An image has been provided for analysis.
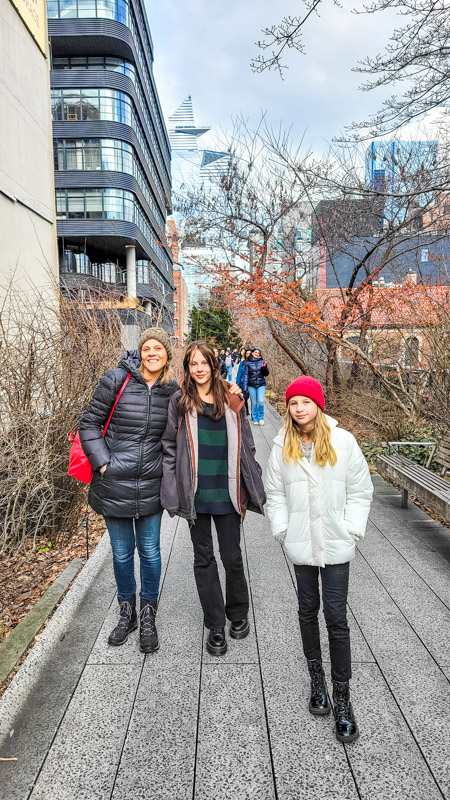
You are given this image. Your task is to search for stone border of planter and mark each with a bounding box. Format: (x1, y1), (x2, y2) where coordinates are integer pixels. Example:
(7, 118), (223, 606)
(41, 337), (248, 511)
(0, 532), (110, 741)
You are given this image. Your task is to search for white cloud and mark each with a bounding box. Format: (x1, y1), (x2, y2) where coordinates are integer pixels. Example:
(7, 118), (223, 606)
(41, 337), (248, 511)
(146, 0), (427, 154)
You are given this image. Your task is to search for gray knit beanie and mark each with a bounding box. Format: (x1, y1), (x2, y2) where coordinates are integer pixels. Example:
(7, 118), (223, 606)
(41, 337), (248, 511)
(137, 327), (172, 361)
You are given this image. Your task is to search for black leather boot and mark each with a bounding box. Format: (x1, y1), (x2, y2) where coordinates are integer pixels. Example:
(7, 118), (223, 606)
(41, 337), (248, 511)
(206, 628), (227, 656)
(307, 659), (331, 715)
(333, 681), (359, 742)
(230, 618), (250, 639)
(139, 599), (159, 653)
(108, 595), (137, 646)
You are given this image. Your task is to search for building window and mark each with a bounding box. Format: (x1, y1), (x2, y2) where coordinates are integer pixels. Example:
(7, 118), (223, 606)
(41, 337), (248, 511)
(47, 0), (129, 25)
(55, 188), (173, 273)
(421, 247), (429, 262)
(53, 139), (166, 230)
(51, 89), (167, 203)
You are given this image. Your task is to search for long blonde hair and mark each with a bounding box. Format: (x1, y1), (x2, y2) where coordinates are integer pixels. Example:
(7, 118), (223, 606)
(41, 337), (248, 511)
(282, 406), (337, 468)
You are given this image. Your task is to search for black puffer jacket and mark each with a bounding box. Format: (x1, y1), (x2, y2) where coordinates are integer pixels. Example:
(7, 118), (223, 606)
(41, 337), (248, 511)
(242, 356), (269, 391)
(79, 351), (179, 518)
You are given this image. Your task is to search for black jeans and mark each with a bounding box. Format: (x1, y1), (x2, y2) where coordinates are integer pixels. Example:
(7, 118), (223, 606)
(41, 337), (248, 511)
(294, 562), (351, 682)
(190, 511), (249, 629)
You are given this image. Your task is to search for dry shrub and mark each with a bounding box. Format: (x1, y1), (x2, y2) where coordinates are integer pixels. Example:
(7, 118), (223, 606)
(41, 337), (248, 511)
(0, 284), (123, 555)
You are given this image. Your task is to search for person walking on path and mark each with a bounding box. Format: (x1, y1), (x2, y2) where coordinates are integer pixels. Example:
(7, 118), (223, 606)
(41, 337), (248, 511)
(265, 376), (373, 743)
(236, 347), (250, 416)
(225, 348), (233, 382)
(79, 328), (179, 654)
(160, 341), (266, 657)
(243, 347), (269, 426)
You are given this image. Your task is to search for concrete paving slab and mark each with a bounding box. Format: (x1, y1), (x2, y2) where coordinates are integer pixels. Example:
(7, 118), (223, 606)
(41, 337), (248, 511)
(348, 663), (442, 800)
(195, 663), (275, 800)
(380, 663), (450, 799)
(28, 664), (140, 800)
(0, 536), (116, 800)
(111, 663), (199, 800)
(357, 523), (450, 665)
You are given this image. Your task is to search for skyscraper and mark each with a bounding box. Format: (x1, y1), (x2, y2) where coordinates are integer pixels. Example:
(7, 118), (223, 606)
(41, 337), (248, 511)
(47, 0), (173, 325)
(365, 140), (439, 221)
(168, 96), (231, 307)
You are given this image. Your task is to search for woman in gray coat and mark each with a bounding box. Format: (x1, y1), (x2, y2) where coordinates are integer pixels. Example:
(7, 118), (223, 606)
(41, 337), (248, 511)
(161, 341), (266, 657)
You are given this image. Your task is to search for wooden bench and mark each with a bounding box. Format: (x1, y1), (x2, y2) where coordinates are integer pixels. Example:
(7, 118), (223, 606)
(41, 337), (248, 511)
(376, 432), (450, 523)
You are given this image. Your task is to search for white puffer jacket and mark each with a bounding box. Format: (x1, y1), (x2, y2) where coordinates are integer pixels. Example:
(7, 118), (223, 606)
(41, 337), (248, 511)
(265, 416), (373, 568)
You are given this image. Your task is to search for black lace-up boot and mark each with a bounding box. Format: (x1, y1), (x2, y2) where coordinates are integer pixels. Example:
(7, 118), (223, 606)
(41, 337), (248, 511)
(307, 659), (331, 715)
(332, 680), (359, 742)
(139, 599), (159, 653)
(108, 595), (137, 646)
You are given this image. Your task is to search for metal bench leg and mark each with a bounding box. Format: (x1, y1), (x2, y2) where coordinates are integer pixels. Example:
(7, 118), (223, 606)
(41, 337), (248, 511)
(401, 489), (408, 509)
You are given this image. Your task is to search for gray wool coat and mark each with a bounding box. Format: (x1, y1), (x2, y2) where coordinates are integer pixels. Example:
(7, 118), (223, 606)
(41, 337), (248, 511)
(160, 389), (266, 523)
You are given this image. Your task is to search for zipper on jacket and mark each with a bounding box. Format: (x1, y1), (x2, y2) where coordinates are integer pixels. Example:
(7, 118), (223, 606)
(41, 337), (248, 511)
(136, 386), (151, 518)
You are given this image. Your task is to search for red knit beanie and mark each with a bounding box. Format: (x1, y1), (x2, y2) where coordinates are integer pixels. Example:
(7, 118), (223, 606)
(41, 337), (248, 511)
(285, 376), (325, 411)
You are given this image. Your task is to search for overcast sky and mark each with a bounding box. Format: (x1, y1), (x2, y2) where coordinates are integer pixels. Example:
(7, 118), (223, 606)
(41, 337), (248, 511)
(146, 0), (406, 155)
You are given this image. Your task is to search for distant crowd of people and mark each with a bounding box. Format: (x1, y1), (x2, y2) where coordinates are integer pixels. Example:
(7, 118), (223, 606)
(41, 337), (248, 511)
(213, 346), (270, 425)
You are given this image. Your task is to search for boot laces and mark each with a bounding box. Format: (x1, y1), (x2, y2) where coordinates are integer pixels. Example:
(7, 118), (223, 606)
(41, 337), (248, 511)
(117, 600), (133, 629)
(140, 604), (156, 635)
(334, 684), (350, 715)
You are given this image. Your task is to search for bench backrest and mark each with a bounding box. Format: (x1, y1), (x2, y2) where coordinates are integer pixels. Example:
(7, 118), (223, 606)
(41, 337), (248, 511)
(435, 431), (450, 472)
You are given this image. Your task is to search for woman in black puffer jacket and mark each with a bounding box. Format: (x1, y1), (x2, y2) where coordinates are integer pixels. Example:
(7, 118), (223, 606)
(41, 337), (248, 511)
(79, 327), (178, 654)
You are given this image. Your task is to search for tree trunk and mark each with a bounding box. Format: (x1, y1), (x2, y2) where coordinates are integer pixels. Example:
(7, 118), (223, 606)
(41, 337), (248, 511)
(326, 341), (338, 396)
(266, 317), (309, 373)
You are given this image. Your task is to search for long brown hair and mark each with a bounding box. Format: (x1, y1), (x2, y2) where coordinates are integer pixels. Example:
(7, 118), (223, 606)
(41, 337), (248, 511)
(282, 405), (337, 468)
(179, 340), (229, 419)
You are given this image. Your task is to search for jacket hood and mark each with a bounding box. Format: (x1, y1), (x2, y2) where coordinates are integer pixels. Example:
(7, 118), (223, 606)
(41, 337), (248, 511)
(118, 350), (178, 395)
(272, 415), (339, 447)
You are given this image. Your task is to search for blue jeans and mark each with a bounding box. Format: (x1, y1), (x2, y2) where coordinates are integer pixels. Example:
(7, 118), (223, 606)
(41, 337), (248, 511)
(104, 513), (162, 603)
(248, 385), (266, 421)
(227, 365), (233, 381)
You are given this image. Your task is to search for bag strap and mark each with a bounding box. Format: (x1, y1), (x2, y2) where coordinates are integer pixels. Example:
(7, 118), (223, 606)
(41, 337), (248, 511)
(103, 373), (131, 437)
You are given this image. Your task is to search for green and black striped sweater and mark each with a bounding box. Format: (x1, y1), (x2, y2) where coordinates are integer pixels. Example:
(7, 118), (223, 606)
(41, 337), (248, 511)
(195, 402), (234, 515)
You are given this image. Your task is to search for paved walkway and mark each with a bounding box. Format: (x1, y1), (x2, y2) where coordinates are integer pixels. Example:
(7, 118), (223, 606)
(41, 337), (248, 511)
(1, 403), (450, 800)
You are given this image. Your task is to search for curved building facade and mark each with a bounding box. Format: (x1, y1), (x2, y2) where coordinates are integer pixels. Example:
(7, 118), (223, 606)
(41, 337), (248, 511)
(47, 0), (173, 320)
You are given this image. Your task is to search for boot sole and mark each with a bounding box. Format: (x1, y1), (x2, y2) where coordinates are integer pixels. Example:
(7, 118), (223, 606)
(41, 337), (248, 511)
(229, 622), (250, 640)
(309, 704), (331, 716)
(336, 725), (359, 743)
(108, 619), (138, 647)
(206, 641), (228, 656)
(140, 642), (160, 654)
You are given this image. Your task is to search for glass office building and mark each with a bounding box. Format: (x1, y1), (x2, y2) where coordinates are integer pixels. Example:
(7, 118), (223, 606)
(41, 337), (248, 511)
(365, 140), (439, 221)
(47, 0), (173, 309)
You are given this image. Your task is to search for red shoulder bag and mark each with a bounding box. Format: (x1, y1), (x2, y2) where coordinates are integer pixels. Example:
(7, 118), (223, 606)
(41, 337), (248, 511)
(68, 373), (131, 483)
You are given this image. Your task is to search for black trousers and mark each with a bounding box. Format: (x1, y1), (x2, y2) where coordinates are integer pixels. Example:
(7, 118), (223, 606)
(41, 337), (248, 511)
(190, 511), (249, 629)
(294, 562), (351, 683)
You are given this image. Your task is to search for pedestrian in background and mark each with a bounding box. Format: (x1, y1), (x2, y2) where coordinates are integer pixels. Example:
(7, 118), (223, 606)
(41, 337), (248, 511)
(265, 376), (373, 743)
(214, 347), (228, 379)
(161, 341), (266, 656)
(79, 328), (179, 654)
(243, 346), (269, 425)
(225, 348), (233, 382)
(236, 347), (249, 416)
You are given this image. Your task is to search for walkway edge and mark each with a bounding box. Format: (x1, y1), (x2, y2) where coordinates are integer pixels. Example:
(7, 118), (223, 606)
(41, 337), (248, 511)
(0, 532), (110, 743)
(0, 558), (84, 686)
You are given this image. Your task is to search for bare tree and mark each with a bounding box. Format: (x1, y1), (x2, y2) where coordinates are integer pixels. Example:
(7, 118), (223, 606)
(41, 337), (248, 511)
(252, 0), (450, 136)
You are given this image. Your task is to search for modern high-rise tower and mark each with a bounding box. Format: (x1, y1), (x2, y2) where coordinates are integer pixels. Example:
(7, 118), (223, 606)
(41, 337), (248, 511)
(47, 0), (173, 326)
(168, 96), (231, 307)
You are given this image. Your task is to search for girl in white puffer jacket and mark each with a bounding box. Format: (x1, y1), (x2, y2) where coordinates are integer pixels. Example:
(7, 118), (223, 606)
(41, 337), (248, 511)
(265, 376), (373, 744)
